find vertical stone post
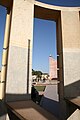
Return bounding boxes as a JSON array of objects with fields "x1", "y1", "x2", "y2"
[
  {"x1": 0, "y1": 9, "x2": 12, "y2": 100},
  {"x1": 61, "y1": 10, "x2": 80, "y2": 120},
  {"x1": 61, "y1": 10, "x2": 80, "y2": 98}
]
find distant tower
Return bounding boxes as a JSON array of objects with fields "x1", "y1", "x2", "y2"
[{"x1": 49, "y1": 55, "x2": 57, "y2": 80}]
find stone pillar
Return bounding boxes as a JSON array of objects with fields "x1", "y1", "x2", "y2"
[
  {"x1": 0, "y1": 9, "x2": 12, "y2": 100},
  {"x1": 61, "y1": 10, "x2": 80, "y2": 98},
  {"x1": 61, "y1": 10, "x2": 80, "y2": 120},
  {"x1": 6, "y1": 0, "x2": 34, "y2": 101}
]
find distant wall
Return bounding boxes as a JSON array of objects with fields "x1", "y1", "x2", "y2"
[{"x1": 49, "y1": 56, "x2": 57, "y2": 79}]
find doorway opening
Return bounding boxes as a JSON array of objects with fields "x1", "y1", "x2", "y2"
[
  {"x1": 33, "y1": 18, "x2": 57, "y2": 80},
  {"x1": 31, "y1": 5, "x2": 63, "y2": 105}
]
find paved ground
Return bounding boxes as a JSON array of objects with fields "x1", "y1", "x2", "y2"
[{"x1": 7, "y1": 100, "x2": 58, "y2": 120}]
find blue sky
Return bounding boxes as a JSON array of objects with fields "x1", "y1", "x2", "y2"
[
  {"x1": 33, "y1": 18, "x2": 56, "y2": 73},
  {"x1": 0, "y1": 6, "x2": 6, "y2": 69}
]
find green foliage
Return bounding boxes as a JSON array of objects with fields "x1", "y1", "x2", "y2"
[
  {"x1": 32, "y1": 69, "x2": 42, "y2": 78},
  {"x1": 32, "y1": 69, "x2": 49, "y2": 80},
  {"x1": 34, "y1": 86, "x2": 46, "y2": 91},
  {"x1": 32, "y1": 69, "x2": 42, "y2": 75}
]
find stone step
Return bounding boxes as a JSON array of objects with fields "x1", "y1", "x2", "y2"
[{"x1": 7, "y1": 100, "x2": 58, "y2": 120}]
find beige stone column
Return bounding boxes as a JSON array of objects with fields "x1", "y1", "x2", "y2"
[
  {"x1": 0, "y1": 9, "x2": 12, "y2": 100},
  {"x1": 6, "y1": 0, "x2": 34, "y2": 102},
  {"x1": 61, "y1": 10, "x2": 80, "y2": 98},
  {"x1": 61, "y1": 10, "x2": 80, "y2": 120}
]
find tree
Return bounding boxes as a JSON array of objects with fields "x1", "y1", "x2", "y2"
[
  {"x1": 36, "y1": 71, "x2": 42, "y2": 80},
  {"x1": 32, "y1": 69, "x2": 42, "y2": 79},
  {"x1": 32, "y1": 69, "x2": 36, "y2": 75}
]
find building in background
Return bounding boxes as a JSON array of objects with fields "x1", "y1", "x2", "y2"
[
  {"x1": 0, "y1": 70, "x2": 1, "y2": 80},
  {"x1": 49, "y1": 55, "x2": 57, "y2": 80}
]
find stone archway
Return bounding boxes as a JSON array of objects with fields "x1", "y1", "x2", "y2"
[{"x1": 34, "y1": 3, "x2": 63, "y2": 119}]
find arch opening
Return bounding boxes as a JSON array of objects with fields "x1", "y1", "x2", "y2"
[{"x1": 32, "y1": 4, "x2": 63, "y2": 107}]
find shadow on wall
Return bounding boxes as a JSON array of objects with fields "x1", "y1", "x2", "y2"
[
  {"x1": 64, "y1": 80, "x2": 80, "y2": 98},
  {"x1": 6, "y1": 93, "x2": 31, "y2": 102},
  {"x1": 40, "y1": 80, "x2": 80, "y2": 120},
  {"x1": 40, "y1": 96, "x2": 60, "y2": 118},
  {"x1": 0, "y1": 100, "x2": 7, "y2": 120},
  {"x1": 64, "y1": 80, "x2": 80, "y2": 119},
  {"x1": 40, "y1": 96, "x2": 79, "y2": 120},
  {"x1": 65, "y1": 99, "x2": 78, "y2": 119}
]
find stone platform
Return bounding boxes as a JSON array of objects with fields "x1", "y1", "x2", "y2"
[{"x1": 7, "y1": 100, "x2": 58, "y2": 120}]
